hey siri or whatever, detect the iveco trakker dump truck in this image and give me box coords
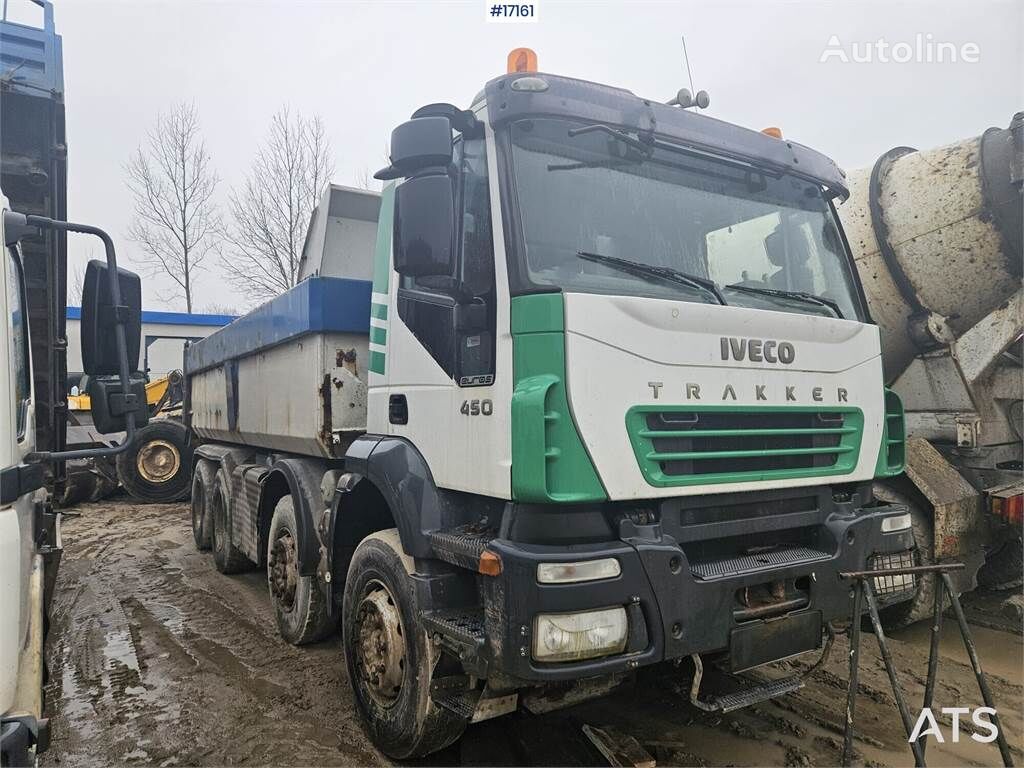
[185,51,915,758]
[838,114,1023,625]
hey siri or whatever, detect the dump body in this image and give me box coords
[185,187,377,457]
[0,0,68,486]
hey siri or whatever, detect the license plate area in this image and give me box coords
[729,611,822,672]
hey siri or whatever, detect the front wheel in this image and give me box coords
[342,529,466,759]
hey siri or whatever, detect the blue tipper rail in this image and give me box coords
[184,277,372,375]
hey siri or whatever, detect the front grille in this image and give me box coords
[626,406,863,487]
[869,550,917,597]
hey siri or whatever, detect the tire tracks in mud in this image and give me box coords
[44,499,384,767]
[43,499,1023,767]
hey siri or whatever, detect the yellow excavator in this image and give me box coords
[61,370,192,505]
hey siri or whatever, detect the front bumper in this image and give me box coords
[481,498,915,682]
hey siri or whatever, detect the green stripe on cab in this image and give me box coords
[511,293,606,503]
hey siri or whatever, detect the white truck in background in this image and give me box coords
[2,9,149,761]
[837,113,1023,624]
[1,199,147,767]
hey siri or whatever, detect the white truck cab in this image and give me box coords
[1,192,54,766]
[1,193,146,766]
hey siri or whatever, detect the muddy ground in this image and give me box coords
[42,498,1022,767]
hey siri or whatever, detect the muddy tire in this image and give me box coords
[211,468,248,574]
[343,529,466,759]
[267,496,333,645]
[87,460,119,502]
[876,485,947,630]
[191,459,216,551]
[116,420,193,503]
[56,463,97,507]
[977,536,1023,589]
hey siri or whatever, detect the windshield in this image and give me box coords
[507,117,862,320]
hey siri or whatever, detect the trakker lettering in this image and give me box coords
[647,382,849,403]
[721,336,796,364]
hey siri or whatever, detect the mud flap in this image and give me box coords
[903,438,986,594]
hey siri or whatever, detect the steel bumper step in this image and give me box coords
[428,524,495,570]
[711,675,804,713]
[691,546,831,580]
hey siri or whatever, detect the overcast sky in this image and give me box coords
[8,0,1023,313]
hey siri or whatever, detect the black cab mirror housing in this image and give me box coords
[81,259,142,376]
[393,172,455,278]
[375,116,453,181]
[87,374,149,434]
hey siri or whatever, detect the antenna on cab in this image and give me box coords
[668,36,711,110]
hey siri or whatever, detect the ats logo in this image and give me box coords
[910,707,1000,744]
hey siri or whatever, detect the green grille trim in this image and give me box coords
[637,426,857,439]
[371,303,388,320]
[646,445,856,462]
[626,405,865,488]
[875,389,906,477]
[369,325,387,345]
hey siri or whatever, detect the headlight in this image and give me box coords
[881,512,912,533]
[533,607,628,662]
[537,558,621,584]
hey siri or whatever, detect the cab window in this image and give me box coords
[7,247,30,438]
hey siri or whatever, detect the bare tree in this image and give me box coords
[70,263,86,303]
[222,107,334,301]
[355,141,392,191]
[202,302,241,317]
[125,101,220,313]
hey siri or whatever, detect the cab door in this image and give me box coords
[380,131,510,498]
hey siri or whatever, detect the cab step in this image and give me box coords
[707,675,804,713]
[423,608,488,676]
[689,653,804,713]
[433,688,482,719]
[422,608,486,648]
[428,524,495,570]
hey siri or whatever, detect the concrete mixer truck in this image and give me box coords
[837,113,1023,627]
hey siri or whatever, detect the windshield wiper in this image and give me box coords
[723,283,843,319]
[577,251,726,305]
[567,123,655,156]
[547,124,655,172]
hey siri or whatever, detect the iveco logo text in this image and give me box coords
[721,337,795,364]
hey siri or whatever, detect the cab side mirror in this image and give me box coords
[81,259,142,375]
[375,116,454,181]
[393,172,455,278]
[81,260,148,434]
